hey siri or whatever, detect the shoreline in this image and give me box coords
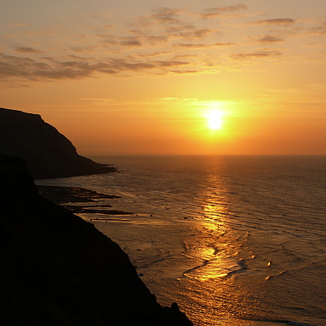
[1,158,193,326]
[37,184,133,216]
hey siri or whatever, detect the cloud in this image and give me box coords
[308,23,326,35]
[100,6,236,56]
[169,69,199,75]
[250,18,296,26]
[132,7,185,29]
[142,35,169,45]
[151,7,185,25]
[175,42,234,49]
[258,35,284,43]
[0,53,93,80]
[0,52,190,82]
[99,18,215,47]
[231,50,282,60]
[70,46,98,53]
[119,38,142,47]
[101,25,114,30]
[4,5,319,86]
[167,28,213,40]
[13,46,43,54]
[137,51,172,58]
[96,33,117,41]
[165,24,196,33]
[129,8,210,44]
[200,4,248,18]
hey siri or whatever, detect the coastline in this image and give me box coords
[37,185,133,216]
[0,157,193,326]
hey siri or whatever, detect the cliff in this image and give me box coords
[0,155,193,326]
[0,107,116,179]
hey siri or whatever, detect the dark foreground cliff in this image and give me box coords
[0,107,116,179]
[0,156,193,326]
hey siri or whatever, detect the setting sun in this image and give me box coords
[207,110,223,130]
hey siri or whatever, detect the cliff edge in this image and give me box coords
[0,155,193,326]
[0,107,115,179]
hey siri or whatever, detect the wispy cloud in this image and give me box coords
[1,5,324,86]
[137,51,172,58]
[0,52,190,81]
[171,28,213,39]
[250,18,296,26]
[132,7,185,29]
[119,37,142,47]
[200,4,248,19]
[69,46,99,53]
[175,42,234,49]
[151,7,185,25]
[308,23,326,35]
[13,46,43,54]
[258,35,284,43]
[94,8,220,50]
[128,8,216,45]
[231,50,282,61]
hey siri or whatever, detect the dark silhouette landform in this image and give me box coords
[37,185,133,215]
[0,155,193,326]
[0,107,116,179]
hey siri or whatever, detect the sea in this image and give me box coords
[36,155,326,326]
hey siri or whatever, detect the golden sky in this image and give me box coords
[1,0,325,155]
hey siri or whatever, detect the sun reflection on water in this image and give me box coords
[178,168,262,325]
[184,173,240,281]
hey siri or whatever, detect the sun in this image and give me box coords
[207,110,223,130]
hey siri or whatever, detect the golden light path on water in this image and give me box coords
[177,169,273,326]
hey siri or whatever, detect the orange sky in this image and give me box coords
[1,0,325,155]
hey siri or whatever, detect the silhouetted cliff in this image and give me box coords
[0,107,115,179]
[0,155,193,326]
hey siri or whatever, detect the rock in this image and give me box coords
[0,156,193,326]
[0,107,116,179]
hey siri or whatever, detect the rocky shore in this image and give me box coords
[0,155,193,326]
[37,185,133,216]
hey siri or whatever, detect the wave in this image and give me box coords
[182,258,248,280]
[265,270,289,280]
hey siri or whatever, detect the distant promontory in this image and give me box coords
[0,107,116,179]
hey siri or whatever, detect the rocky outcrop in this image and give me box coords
[0,108,116,179]
[0,155,193,326]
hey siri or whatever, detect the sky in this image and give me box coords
[1,0,325,155]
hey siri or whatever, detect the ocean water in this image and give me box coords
[36,155,326,326]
